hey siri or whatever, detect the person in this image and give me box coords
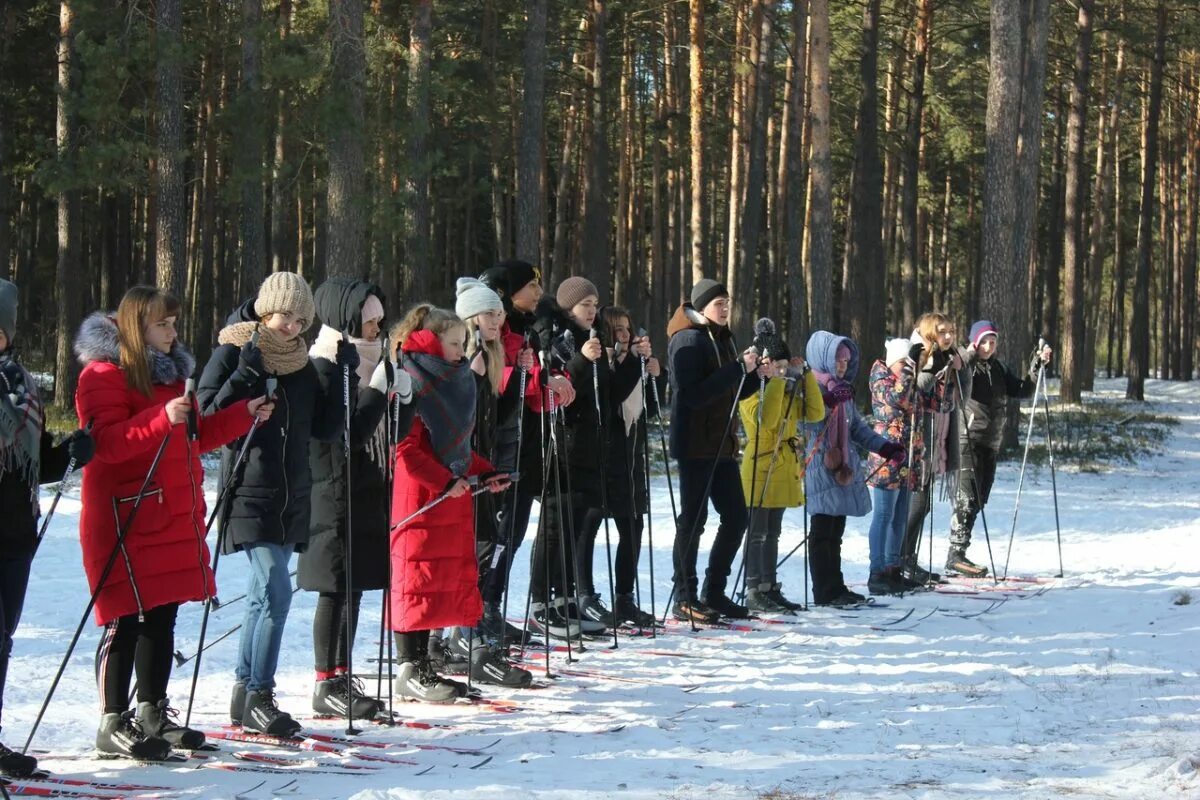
[198,271,352,735]
[523,278,609,638]
[298,278,414,719]
[865,337,926,595]
[899,312,961,586]
[946,320,1052,577]
[436,277,533,687]
[573,306,663,628]
[476,261,574,639]
[803,331,905,606]
[388,305,514,702]
[738,324,823,614]
[0,279,94,776]
[75,287,272,759]
[666,279,768,622]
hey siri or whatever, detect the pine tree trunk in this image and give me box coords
[237,0,266,287]
[1183,72,1200,380]
[153,0,186,296]
[580,0,610,292]
[516,0,547,265]
[1059,0,1094,404]
[900,0,931,328]
[688,0,706,285]
[326,0,367,280]
[271,0,297,275]
[806,0,833,331]
[1127,4,1166,400]
[54,0,81,410]
[406,0,433,292]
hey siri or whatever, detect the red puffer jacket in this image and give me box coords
[389,333,491,633]
[74,315,253,625]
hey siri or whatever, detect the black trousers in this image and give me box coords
[94,603,178,714]
[950,443,998,549]
[672,459,748,600]
[481,489,535,605]
[312,591,363,674]
[0,555,32,729]
[393,629,430,663]
[576,506,644,597]
[808,514,848,604]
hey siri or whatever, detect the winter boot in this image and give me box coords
[766,584,805,611]
[945,548,988,578]
[0,741,38,778]
[577,593,615,628]
[135,699,206,750]
[394,659,460,704]
[671,597,720,624]
[529,601,582,640]
[95,712,171,761]
[613,593,657,628]
[902,554,942,585]
[427,630,450,669]
[822,592,863,608]
[469,645,533,688]
[701,577,751,620]
[312,675,383,720]
[229,681,246,726]
[746,583,794,615]
[868,567,906,596]
[554,597,606,635]
[481,601,531,645]
[242,690,302,737]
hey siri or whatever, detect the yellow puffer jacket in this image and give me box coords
[739,371,825,508]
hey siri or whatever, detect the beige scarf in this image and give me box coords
[217,321,310,375]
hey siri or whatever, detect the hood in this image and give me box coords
[667,303,709,339]
[531,295,588,352]
[806,330,860,382]
[74,311,196,384]
[403,329,445,359]
[225,297,259,327]
[314,277,384,337]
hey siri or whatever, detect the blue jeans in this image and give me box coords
[868,487,911,574]
[236,542,295,692]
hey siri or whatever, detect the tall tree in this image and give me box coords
[806,0,833,331]
[154,0,185,295]
[899,0,931,328]
[516,0,547,266]
[327,0,367,278]
[580,0,611,291]
[237,0,266,286]
[1127,4,1166,400]
[783,0,809,338]
[1060,0,1095,404]
[688,0,705,285]
[54,0,81,409]
[843,0,885,396]
[406,0,433,292]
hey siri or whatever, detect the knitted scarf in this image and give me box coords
[218,321,310,375]
[613,349,645,437]
[0,353,41,504]
[812,369,853,485]
[403,332,477,477]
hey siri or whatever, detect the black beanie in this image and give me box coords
[690,279,729,313]
[481,260,541,301]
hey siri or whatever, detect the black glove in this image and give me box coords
[0,360,25,395]
[336,339,361,374]
[907,342,925,363]
[65,428,95,467]
[878,441,905,463]
[237,340,266,380]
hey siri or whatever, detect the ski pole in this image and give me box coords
[389,477,478,532]
[590,329,619,649]
[32,420,94,556]
[1004,354,1044,579]
[498,333,531,650]
[1037,345,1064,578]
[339,332,359,737]
[23,425,174,754]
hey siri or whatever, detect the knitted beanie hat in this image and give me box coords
[885,337,911,367]
[360,294,385,324]
[969,319,999,348]
[254,271,315,331]
[690,279,729,313]
[556,276,599,310]
[455,277,503,320]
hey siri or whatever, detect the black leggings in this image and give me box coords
[392,630,430,663]
[312,591,363,674]
[94,603,178,714]
[808,514,848,604]
[576,507,644,596]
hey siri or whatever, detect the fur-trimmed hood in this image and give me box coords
[74,311,196,385]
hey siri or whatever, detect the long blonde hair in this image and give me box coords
[389,303,466,361]
[116,286,182,397]
[464,316,505,394]
[914,311,955,370]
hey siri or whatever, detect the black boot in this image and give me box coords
[242,689,302,737]
[469,645,533,688]
[95,712,171,761]
[312,675,383,719]
[613,593,657,628]
[230,681,246,726]
[945,548,988,577]
[902,553,942,585]
[135,699,206,750]
[746,583,794,615]
[701,577,750,620]
[577,593,615,628]
[0,741,38,778]
[671,596,720,624]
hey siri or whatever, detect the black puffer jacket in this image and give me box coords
[197,299,345,554]
[298,278,415,593]
[959,351,1036,452]
[470,343,523,547]
[492,308,542,492]
[602,350,663,518]
[0,429,72,559]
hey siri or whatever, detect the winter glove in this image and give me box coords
[336,339,361,374]
[392,364,413,404]
[907,342,925,364]
[877,441,905,464]
[237,340,266,381]
[64,428,95,467]
[0,359,25,396]
[821,384,854,408]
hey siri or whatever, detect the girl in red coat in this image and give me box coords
[388,304,511,703]
[74,287,273,759]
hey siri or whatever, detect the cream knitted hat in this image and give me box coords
[254,272,315,331]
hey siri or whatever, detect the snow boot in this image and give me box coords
[766,584,805,611]
[469,646,533,688]
[671,597,719,624]
[529,601,582,640]
[242,689,302,737]
[0,741,38,778]
[312,675,383,720]
[554,597,606,635]
[613,593,657,628]
[394,659,460,704]
[95,712,171,761]
[229,681,246,726]
[481,601,531,645]
[577,593,615,628]
[945,549,988,578]
[902,554,941,585]
[701,578,751,620]
[868,567,906,596]
[746,583,794,615]
[135,698,205,750]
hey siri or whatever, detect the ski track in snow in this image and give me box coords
[6,378,1198,799]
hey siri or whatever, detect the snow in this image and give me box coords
[5,377,1199,799]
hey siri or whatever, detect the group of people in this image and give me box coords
[0,264,1052,776]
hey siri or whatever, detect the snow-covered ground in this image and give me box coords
[5,378,1198,799]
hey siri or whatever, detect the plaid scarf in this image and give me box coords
[403,334,476,477]
[0,353,42,506]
